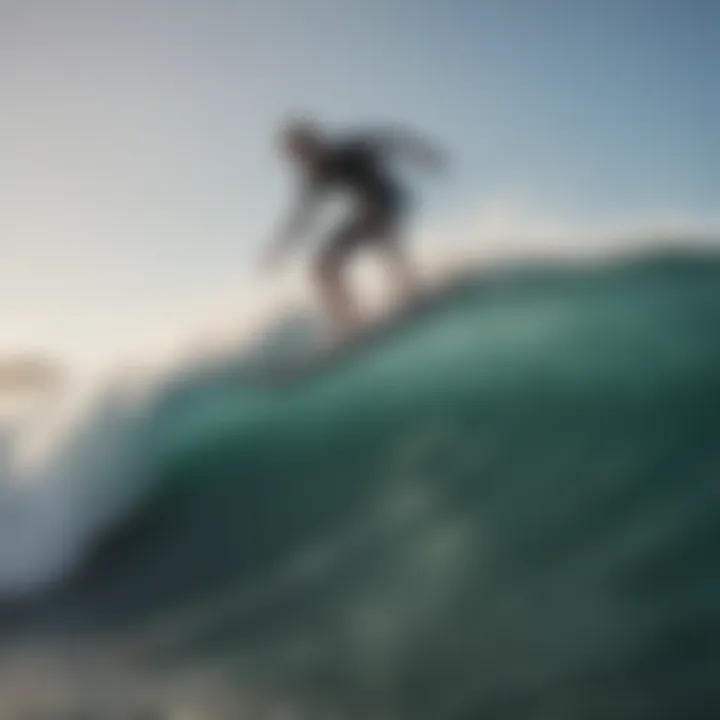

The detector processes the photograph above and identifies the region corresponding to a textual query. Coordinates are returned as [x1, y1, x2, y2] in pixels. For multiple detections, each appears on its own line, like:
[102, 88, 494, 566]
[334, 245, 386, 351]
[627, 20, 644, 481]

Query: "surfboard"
[256, 271, 484, 387]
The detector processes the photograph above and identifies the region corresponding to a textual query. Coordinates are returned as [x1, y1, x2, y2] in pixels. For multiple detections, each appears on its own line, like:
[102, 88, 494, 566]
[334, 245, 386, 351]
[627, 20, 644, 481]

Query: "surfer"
[263, 119, 446, 335]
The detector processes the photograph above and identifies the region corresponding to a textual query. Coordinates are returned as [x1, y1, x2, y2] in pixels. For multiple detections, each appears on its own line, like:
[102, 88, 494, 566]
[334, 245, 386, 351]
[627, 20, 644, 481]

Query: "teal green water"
[3, 251, 720, 718]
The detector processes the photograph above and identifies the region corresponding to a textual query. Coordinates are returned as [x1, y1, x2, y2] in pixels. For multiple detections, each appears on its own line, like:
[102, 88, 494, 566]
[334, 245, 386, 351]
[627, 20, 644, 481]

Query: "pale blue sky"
[2, 0, 718, 366]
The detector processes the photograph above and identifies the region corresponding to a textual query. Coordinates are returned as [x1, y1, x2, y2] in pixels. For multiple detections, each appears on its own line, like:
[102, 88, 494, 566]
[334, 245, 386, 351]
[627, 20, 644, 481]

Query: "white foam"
[0, 304, 326, 599]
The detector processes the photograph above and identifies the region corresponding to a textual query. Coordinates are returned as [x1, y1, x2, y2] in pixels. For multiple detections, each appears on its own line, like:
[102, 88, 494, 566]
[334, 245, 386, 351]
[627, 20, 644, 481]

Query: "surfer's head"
[280, 118, 325, 165]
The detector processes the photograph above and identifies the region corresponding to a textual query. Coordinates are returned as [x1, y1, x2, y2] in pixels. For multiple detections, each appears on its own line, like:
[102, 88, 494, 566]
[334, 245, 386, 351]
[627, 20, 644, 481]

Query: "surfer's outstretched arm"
[366, 126, 447, 172]
[264, 182, 319, 268]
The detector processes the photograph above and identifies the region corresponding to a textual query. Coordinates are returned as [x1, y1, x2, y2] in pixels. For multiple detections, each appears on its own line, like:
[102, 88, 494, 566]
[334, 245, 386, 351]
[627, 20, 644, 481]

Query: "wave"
[1, 246, 720, 719]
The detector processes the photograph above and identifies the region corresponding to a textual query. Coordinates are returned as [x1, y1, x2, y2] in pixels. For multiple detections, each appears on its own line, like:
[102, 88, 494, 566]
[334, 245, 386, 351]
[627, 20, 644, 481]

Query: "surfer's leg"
[315, 217, 368, 335]
[374, 194, 421, 308]
[380, 231, 421, 305]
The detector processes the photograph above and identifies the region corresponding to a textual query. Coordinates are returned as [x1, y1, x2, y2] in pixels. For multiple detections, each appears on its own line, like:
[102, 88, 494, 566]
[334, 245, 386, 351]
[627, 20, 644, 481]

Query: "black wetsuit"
[298, 136, 408, 273]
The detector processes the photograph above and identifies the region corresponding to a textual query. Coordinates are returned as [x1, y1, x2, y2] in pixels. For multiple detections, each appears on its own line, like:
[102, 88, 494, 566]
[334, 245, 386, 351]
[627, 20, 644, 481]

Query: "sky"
[1, 0, 719, 371]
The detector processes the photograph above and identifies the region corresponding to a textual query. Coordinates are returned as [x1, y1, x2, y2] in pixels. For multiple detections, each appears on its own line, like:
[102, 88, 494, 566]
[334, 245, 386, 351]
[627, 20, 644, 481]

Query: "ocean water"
[1, 249, 720, 719]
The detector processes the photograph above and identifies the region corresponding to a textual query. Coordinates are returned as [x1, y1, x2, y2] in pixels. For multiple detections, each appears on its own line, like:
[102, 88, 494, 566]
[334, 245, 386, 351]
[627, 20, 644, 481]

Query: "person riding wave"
[264, 118, 446, 335]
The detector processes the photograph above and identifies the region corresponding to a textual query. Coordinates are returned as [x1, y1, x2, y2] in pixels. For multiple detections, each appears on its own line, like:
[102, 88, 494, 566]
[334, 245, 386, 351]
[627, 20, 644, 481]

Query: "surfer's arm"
[365, 126, 447, 172]
[271, 182, 320, 254]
